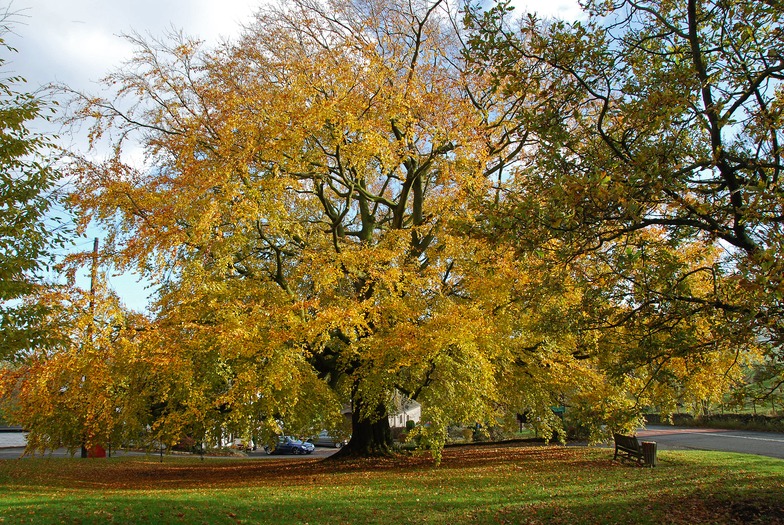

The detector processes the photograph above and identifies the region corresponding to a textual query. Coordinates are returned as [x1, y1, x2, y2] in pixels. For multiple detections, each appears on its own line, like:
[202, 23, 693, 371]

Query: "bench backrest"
[613, 433, 640, 451]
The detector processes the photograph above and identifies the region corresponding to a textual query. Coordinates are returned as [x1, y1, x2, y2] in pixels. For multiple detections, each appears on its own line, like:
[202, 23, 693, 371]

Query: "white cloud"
[511, 0, 583, 20]
[8, 0, 260, 92]
[8, 0, 582, 92]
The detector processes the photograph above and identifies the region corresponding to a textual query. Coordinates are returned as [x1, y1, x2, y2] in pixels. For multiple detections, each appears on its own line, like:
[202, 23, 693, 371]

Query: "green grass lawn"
[0, 443, 782, 524]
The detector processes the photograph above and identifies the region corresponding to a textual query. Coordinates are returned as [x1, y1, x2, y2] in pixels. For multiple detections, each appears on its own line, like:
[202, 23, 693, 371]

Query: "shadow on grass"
[472, 490, 784, 525]
[1, 483, 781, 525]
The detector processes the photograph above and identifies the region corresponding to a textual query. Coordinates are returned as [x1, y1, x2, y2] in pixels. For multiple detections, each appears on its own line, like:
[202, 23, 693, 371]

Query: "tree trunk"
[333, 399, 393, 458]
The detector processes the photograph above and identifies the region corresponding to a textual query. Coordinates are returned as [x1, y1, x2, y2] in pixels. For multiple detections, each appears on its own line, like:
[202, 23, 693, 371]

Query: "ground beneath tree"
[3, 442, 782, 524]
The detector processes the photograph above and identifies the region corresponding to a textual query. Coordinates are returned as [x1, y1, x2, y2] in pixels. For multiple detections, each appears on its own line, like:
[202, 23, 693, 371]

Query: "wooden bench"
[613, 433, 647, 465]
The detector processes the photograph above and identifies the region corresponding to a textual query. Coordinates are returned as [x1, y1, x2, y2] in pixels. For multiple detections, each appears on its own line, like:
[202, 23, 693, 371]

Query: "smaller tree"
[0, 11, 68, 362]
[0, 281, 142, 454]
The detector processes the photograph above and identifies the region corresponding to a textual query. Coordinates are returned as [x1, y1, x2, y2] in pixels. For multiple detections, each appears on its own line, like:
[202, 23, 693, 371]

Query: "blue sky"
[7, 0, 580, 312]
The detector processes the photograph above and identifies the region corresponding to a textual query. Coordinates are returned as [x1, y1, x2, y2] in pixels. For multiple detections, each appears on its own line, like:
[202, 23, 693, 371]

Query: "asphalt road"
[637, 426, 784, 460]
[0, 432, 341, 460]
[0, 446, 342, 460]
[2, 428, 782, 460]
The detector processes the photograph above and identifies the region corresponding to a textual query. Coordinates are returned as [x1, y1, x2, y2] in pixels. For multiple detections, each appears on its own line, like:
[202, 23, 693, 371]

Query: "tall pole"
[89, 237, 99, 335]
[82, 237, 99, 459]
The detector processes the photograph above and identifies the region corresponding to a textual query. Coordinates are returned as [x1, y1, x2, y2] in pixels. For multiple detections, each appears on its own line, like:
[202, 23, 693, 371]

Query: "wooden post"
[89, 237, 98, 333]
[82, 238, 99, 459]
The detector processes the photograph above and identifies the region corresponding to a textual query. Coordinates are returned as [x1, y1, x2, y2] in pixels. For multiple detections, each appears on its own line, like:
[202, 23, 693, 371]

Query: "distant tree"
[0, 277, 186, 456]
[0, 10, 68, 361]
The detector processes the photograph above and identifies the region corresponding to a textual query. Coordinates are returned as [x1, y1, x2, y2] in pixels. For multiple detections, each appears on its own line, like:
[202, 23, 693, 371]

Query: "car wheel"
[263, 446, 273, 455]
[335, 442, 342, 449]
[292, 448, 301, 455]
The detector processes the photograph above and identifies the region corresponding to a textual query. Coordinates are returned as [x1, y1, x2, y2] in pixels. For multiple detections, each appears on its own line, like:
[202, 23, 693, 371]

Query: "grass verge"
[0, 443, 782, 524]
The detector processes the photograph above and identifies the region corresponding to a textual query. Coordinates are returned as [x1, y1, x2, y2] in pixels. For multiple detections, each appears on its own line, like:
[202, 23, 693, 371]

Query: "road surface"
[0, 432, 340, 460]
[0, 445, 340, 460]
[3, 427, 782, 459]
[637, 426, 784, 460]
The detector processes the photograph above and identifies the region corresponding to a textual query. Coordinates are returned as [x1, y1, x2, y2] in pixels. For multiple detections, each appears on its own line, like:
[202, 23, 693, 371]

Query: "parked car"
[263, 436, 315, 455]
[310, 430, 348, 448]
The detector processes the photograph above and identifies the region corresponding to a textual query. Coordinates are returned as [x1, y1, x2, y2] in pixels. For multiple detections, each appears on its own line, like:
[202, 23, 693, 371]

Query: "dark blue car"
[263, 436, 315, 455]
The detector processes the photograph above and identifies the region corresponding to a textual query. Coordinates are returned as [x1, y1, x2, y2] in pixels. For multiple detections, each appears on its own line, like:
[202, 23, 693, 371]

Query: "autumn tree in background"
[0, 282, 151, 454]
[466, 0, 781, 412]
[0, 9, 68, 364]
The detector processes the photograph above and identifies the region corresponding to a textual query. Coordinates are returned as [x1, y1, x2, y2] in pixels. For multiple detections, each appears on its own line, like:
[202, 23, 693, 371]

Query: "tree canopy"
[2, 0, 780, 458]
[466, 0, 782, 410]
[56, 0, 614, 455]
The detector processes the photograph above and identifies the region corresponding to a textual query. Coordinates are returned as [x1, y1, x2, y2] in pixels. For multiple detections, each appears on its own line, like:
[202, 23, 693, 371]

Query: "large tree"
[466, 0, 782, 406]
[56, 0, 766, 458]
[66, 0, 561, 457]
